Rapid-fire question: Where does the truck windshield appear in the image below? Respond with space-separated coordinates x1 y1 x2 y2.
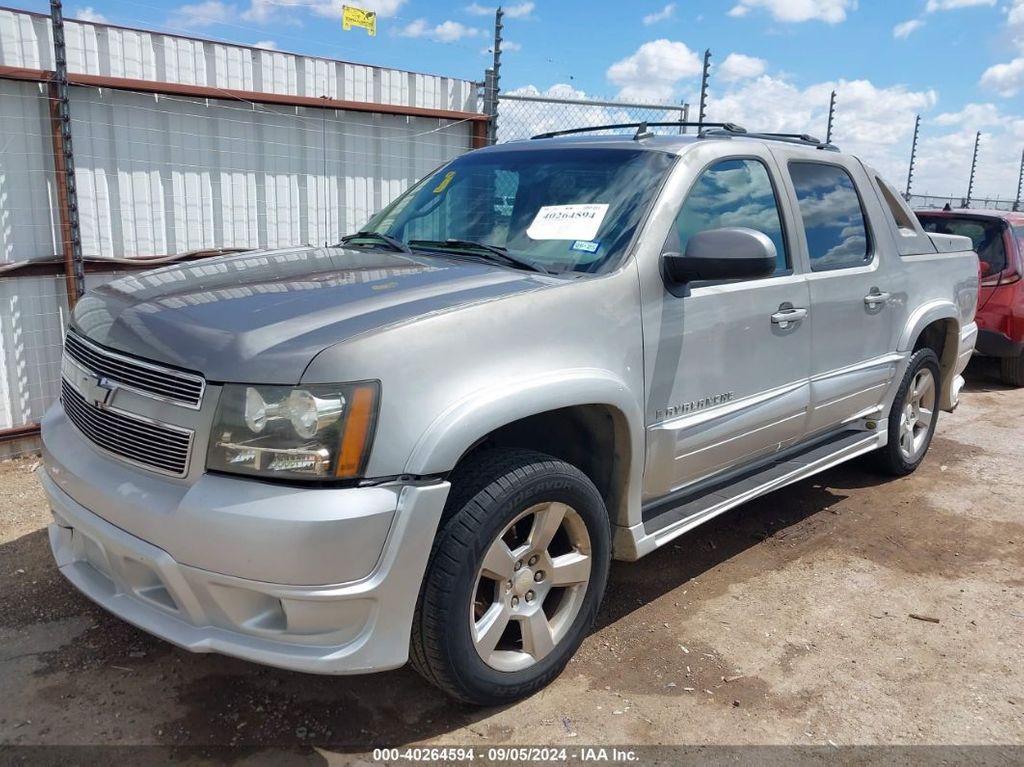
357 147 676 274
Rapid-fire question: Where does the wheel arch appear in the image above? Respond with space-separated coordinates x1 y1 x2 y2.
404 371 644 532
898 301 961 412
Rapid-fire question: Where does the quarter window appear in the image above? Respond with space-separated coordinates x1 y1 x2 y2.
670 158 789 275
789 162 871 271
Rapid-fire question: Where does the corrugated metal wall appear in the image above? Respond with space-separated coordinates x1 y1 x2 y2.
69 88 470 257
0 9 477 111
0 78 59 264
0 8 482 441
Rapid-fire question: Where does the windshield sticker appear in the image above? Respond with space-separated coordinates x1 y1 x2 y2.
570 240 601 254
527 204 609 241
432 171 456 194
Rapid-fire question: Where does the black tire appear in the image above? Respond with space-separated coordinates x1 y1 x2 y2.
409 448 611 705
873 348 941 476
1000 351 1024 387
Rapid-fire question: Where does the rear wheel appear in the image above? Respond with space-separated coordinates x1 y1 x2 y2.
410 448 611 705
874 348 941 476
1000 351 1024 387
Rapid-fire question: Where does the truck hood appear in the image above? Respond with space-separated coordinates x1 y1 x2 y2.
71 246 551 383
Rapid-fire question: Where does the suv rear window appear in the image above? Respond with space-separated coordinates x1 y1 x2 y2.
918 216 1007 274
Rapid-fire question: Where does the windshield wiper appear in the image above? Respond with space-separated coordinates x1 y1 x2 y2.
408 239 549 274
339 231 411 253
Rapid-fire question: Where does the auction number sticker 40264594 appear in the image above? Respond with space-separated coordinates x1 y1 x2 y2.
526 204 609 241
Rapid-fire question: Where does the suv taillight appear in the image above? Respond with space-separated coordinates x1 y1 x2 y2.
981 271 1021 288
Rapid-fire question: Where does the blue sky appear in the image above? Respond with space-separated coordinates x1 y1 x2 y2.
31 0 1024 199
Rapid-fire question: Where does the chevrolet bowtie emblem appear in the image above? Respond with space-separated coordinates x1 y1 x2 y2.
82 373 117 409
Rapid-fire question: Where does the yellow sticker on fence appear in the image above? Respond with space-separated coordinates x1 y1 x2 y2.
342 5 377 36
433 171 456 194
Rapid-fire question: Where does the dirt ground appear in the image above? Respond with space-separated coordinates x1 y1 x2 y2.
1 359 1022 759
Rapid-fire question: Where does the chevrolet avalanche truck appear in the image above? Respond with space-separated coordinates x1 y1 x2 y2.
41 123 979 705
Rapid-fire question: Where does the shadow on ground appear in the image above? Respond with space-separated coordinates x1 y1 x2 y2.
0 465 880 751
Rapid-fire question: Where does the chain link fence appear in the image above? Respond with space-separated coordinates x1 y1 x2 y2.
909 194 1020 212
496 92 690 143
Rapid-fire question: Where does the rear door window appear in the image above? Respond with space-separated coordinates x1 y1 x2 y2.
789 162 871 271
919 217 1007 274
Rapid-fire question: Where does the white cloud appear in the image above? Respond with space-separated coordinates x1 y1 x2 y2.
893 19 923 38
925 0 994 11
1010 0 1024 26
75 6 109 23
980 57 1024 96
607 39 703 100
727 0 856 24
505 2 535 18
253 39 277 49
399 19 484 42
934 103 1001 126
719 53 766 81
168 0 236 28
481 40 522 54
643 3 676 25
467 1 533 18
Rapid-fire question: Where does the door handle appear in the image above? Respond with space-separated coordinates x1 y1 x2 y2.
771 307 808 326
864 291 891 307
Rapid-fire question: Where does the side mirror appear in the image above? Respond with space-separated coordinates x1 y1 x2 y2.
662 227 778 296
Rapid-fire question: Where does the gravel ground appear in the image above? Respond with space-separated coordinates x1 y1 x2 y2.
1 360 1022 760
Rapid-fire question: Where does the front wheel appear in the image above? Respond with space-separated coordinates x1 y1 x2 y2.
410 449 611 705
874 348 941 476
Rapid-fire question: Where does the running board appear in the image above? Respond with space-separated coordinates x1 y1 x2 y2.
638 429 883 551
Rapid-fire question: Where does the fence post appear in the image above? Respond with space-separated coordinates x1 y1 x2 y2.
698 49 711 131
487 7 504 145
1015 148 1023 213
679 101 689 134
825 90 836 145
905 114 920 200
966 131 980 209
49 0 85 307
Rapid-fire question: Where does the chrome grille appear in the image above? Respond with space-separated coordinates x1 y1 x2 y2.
64 330 205 408
61 379 194 477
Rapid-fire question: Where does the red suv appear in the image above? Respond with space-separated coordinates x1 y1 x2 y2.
917 209 1024 386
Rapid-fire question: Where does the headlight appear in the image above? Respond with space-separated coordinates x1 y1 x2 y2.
207 381 379 481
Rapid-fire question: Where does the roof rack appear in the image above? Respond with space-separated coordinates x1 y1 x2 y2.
530 121 839 151
530 121 747 140
701 127 839 151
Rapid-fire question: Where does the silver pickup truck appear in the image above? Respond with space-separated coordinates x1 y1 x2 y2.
40 124 979 705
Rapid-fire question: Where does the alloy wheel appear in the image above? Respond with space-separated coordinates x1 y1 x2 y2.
898 367 937 461
470 501 592 672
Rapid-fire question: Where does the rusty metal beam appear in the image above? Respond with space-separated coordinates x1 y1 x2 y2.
0 423 41 444
0 66 488 124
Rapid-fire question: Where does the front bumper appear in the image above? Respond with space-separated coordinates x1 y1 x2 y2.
40 407 450 675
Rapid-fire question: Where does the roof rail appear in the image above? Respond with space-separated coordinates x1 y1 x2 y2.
529 122 839 151
701 128 839 151
530 122 747 140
